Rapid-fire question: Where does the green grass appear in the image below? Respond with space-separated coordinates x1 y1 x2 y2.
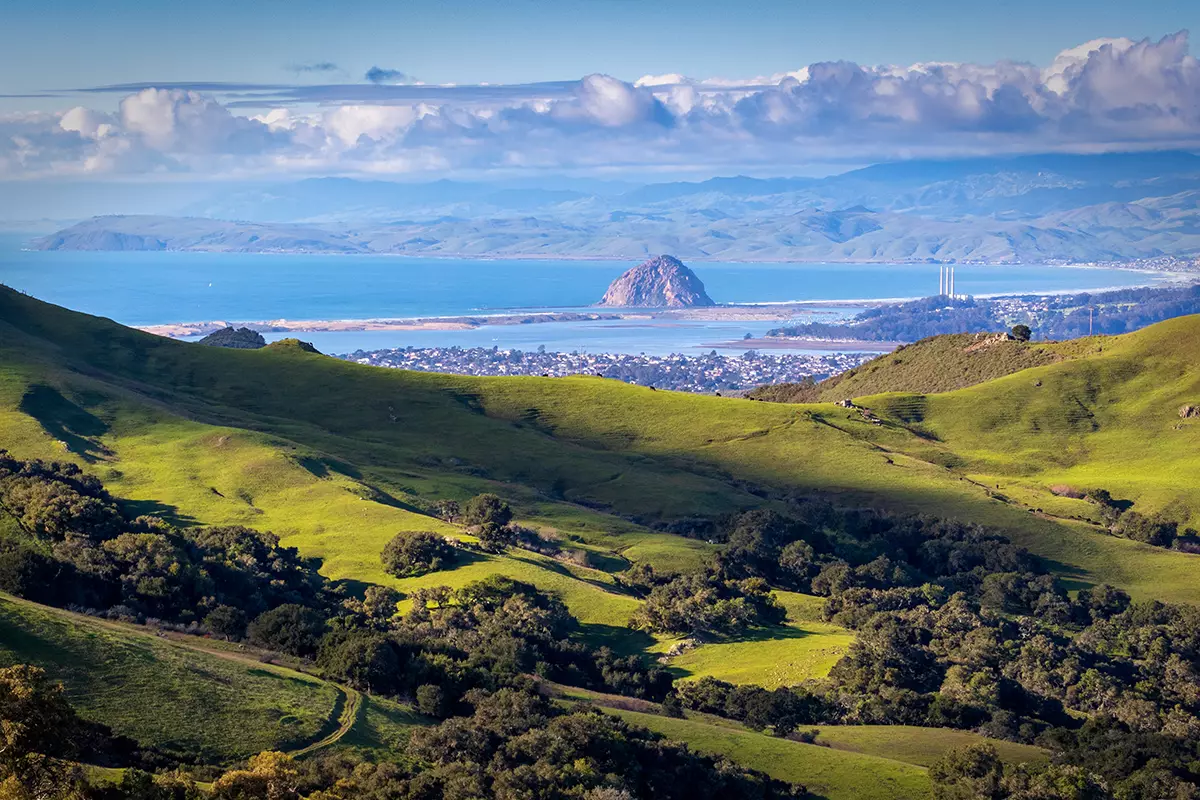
807 725 1048 768
651 592 853 688
555 684 1047 800
0 593 341 764
5 287 1200 613
811 334 1069 400
600 707 932 800
331 695 426 757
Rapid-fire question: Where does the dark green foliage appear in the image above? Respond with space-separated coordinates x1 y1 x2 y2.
316 631 406 694
415 684 445 717
202 605 247 640
398 689 805 800
0 451 122 540
247 605 327 657
463 493 513 530
0 664 86 785
463 493 516 553
1113 511 1178 547
0 452 330 627
1010 325 1032 342
930 742 1113 800
380 530 456 577
829 615 942 693
631 572 785 637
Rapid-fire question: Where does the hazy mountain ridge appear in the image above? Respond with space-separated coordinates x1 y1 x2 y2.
33 152 1200 263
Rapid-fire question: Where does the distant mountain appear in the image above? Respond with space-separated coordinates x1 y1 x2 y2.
32 152 1200 263
598 255 715 307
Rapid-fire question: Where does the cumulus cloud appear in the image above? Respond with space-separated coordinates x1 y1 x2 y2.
3 31 1200 179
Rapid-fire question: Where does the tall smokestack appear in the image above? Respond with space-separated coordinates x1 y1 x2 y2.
950 267 955 298
938 267 943 296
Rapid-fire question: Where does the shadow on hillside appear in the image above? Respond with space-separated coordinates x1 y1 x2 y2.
1038 556 1095 594
577 622 656 658
507 550 633 596
118 498 200 528
295 454 363 480
19 385 112 463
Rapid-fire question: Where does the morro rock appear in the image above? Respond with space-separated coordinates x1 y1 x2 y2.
598 255 715 308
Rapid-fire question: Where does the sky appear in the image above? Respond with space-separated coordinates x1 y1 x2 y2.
1 0 1198 183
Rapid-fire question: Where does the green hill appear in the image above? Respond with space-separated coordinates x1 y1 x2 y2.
2 286 1200 611
7 288 1200 794
0 593 342 763
553 684 1048 800
0 591 425 764
749 332 1091 402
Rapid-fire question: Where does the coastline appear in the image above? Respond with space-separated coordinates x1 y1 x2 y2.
706 337 902 353
136 305 836 339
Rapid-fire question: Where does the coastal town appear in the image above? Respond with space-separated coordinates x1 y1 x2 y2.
340 345 874 393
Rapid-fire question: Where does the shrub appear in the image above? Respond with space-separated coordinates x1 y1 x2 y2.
415 684 446 717
381 531 456 577
247 604 327 657
463 494 513 529
204 605 248 640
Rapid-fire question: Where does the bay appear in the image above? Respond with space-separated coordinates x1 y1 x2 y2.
0 237 1171 356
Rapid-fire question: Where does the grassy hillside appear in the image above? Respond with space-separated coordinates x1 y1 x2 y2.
0 592 427 763
750 333 1083 403
4 287 1200 612
554 684 1048 800
610 708 931 800
651 593 853 688
0 593 342 763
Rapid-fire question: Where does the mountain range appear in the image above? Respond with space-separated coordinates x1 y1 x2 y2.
32 151 1200 263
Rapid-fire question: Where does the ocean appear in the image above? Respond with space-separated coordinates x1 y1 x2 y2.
0 238 1172 355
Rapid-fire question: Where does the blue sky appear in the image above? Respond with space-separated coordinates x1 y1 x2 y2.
3 0 1197 106
0 1 1197 182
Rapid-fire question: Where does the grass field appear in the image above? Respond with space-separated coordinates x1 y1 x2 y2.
651 592 853 687
807 725 1048 768
5 285 1200 606
0 594 341 763
8 288 1200 791
553 684 1048 800
607 707 931 800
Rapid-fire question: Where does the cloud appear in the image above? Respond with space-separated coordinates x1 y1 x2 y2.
288 62 339 74
365 66 411 85
4 31 1200 180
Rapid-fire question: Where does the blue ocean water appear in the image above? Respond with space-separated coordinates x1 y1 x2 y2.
0 236 1169 355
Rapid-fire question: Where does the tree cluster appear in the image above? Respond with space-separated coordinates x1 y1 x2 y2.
0 452 328 632
0 675 807 800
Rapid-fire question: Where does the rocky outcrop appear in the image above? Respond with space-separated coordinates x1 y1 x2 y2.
196 327 267 349
598 255 715 308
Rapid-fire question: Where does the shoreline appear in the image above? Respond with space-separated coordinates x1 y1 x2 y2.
136 272 1193 340
706 337 902 353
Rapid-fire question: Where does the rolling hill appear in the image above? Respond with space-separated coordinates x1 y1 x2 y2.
2 285 1200 610
6 287 1200 794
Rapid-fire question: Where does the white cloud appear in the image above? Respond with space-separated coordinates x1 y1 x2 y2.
3 31 1199 180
